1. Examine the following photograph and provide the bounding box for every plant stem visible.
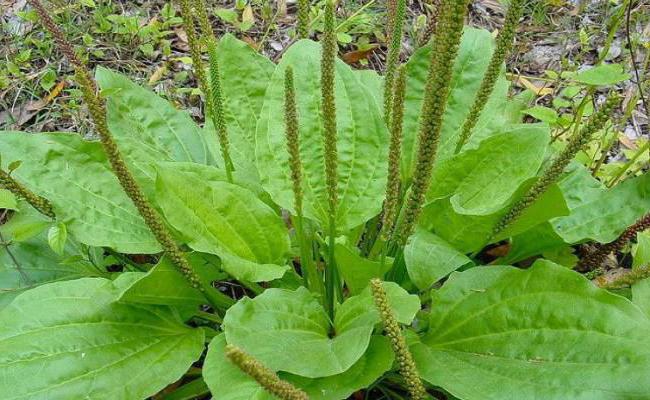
[294,215,323,295]
[607,137,650,187]
[194,310,223,324]
[326,219,338,319]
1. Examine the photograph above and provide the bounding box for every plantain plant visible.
[0,0,649,399]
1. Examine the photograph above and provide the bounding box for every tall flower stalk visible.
[370,279,427,400]
[394,0,470,245]
[321,0,340,319]
[492,95,620,238]
[0,168,54,218]
[297,0,310,38]
[454,0,525,153]
[383,0,406,126]
[27,0,233,309]
[284,67,323,296]
[381,65,407,242]
[225,345,309,400]
[179,0,234,182]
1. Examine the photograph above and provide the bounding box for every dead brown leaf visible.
[342,45,379,64]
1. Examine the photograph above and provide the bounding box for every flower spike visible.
[395,0,470,245]
[0,168,54,218]
[225,345,309,400]
[183,0,235,181]
[381,65,407,241]
[455,0,525,153]
[297,0,310,38]
[370,279,427,400]
[383,0,406,126]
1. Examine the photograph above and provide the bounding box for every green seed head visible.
[225,345,309,400]
[370,279,427,400]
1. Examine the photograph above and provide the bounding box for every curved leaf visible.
[96,67,216,196]
[96,67,215,166]
[426,125,550,215]
[203,334,393,400]
[404,228,472,291]
[0,132,160,253]
[423,179,569,253]
[256,40,388,232]
[0,278,205,400]
[223,283,417,378]
[334,242,391,294]
[155,166,289,282]
[413,260,650,400]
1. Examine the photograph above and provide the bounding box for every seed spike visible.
[578,212,650,272]
[297,0,310,38]
[225,345,309,400]
[183,0,235,181]
[395,0,470,245]
[383,0,407,126]
[455,0,525,153]
[381,65,407,241]
[0,168,55,218]
[27,0,233,308]
[284,67,303,215]
[370,279,427,400]
[321,0,340,319]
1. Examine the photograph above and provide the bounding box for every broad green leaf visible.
[256,40,389,232]
[402,27,510,181]
[355,69,383,105]
[0,278,205,400]
[223,284,417,378]
[423,181,569,253]
[553,171,650,243]
[404,228,472,290]
[334,242,391,294]
[426,125,550,215]
[573,63,630,86]
[203,334,393,400]
[96,66,215,166]
[633,231,650,269]
[155,166,289,282]
[114,253,227,315]
[0,189,17,210]
[0,235,101,309]
[0,132,160,253]
[115,257,204,308]
[413,260,650,400]
[96,67,217,196]
[47,222,67,255]
[208,34,275,178]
